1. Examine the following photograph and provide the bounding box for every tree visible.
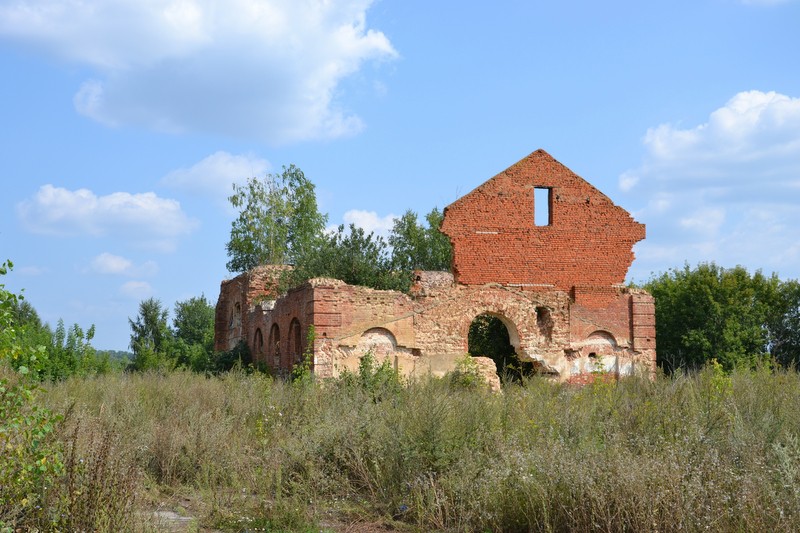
[771,279,800,367]
[46,319,109,380]
[226,165,327,273]
[128,297,173,371]
[172,295,215,371]
[286,224,407,292]
[645,263,787,372]
[0,261,64,525]
[389,208,452,273]
[7,295,109,380]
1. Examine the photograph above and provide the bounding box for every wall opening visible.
[254,328,264,361]
[289,318,302,363]
[534,187,552,226]
[268,323,281,368]
[468,313,532,383]
[230,302,242,329]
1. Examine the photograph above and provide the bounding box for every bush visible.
[0,373,64,528]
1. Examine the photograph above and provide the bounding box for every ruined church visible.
[214,149,656,384]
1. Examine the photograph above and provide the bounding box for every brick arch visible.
[253,328,264,362]
[449,290,565,375]
[289,318,302,363]
[357,327,399,359]
[580,330,618,358]
[464,311,521,354]
[268,323,281,368]
[233,302,242,326]
[455,293,539,354]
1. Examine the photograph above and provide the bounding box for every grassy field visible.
[7,362,800,532]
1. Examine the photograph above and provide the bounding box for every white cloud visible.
[91,253,132,275]
[0,0,397,143]
[90,253,158,277]
[120,281,154,300]
[621,90,800,281]
[17,185,198,252]
[342,209,397,236]
[161,151,270,201]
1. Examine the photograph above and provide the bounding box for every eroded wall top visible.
[440,149,645,290]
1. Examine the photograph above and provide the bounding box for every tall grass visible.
[36,365,800,532]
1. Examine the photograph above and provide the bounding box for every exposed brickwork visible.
[440,149,645,301]
[214,149,657,384]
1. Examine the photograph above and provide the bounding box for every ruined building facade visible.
[214,150,656,384]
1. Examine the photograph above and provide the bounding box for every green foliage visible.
[468,313,532,381]
[389,207,452,272]
[0,263,46,378]
[226,165,327,272]
[128,297,174,371]
[290,326,316,386]
[45,319,111,380]
[336,350,404,401]
[225,164,454,294]
[772,279,800,367]
[285,223,408,292]
[211,340,252,373]
[127,294,219,373]
[4,293,111,381]
[0,261,64,528]
[448,353,485,389]
[644,262,794,372]
[0,378,65,527]
[172,295,215,372]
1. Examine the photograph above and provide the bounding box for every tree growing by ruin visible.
[389,208,452,272]
[226,165,327,273]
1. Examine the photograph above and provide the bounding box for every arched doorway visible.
[253,328,264,363]
[268,323,281,369]
[289,318,302,364]
[468,313,532,382]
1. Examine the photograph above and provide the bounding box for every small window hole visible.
[534,187,552,226]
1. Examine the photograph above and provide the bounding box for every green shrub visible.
[0,374,64,528]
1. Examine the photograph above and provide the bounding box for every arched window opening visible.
[230,302,242,329]
[468,313,532,383]
[254,328,264,359]
[268,323,281,367]
[289,318,302,363]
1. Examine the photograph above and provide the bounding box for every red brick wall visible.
[441,149,645,293]
[214,150,657,383]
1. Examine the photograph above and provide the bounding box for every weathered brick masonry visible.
[215,149,656,383]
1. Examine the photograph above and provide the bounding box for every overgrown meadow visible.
[5,359,800,532]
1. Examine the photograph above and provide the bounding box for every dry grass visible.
[32,364,800,532]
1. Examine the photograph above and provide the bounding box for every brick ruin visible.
[214,149,656,385]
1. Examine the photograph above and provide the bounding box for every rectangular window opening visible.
[534,187,552,226]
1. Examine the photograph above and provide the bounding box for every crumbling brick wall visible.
[214,149,657,383]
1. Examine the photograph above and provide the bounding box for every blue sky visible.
[2,0,799,351]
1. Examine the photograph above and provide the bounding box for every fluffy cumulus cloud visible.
[89,253,158,277]
[342,209,397,236]
[620,90,800,281]
[0,0,396,143]
[17,185,199,251]
[161,151,270,201]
